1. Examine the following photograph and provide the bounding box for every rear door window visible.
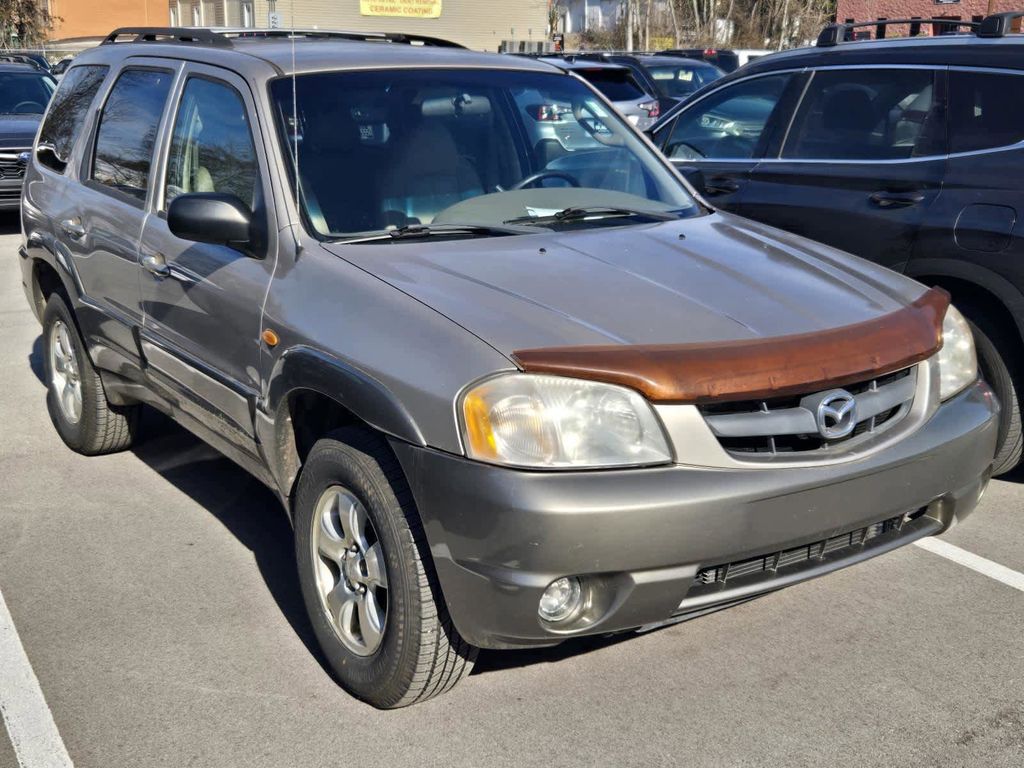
[782,68,943,160]
[91,67,174,202]
[36,65,108,172]
[948,70,1024,154]
[663,73,793,160]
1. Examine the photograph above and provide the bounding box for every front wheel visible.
[294,427,476,708]
[969,318,1023,476]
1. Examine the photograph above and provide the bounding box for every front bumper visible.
[392,380,997,649]
[0,179,23,209]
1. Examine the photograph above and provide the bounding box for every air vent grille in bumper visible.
[695,514,907,586]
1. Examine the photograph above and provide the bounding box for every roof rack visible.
[978,11,1024,37]
[0,54,46,69]
[817,17,979,47]
[100,26,464,49]
[102,27,232,46]
[220,27,464,47]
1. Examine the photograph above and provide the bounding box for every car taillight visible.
[704,48,716,57]
[639,100,660,118]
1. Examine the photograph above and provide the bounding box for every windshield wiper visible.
[336,223,536,244]
[504,206,680,226]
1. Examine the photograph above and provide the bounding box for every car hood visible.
[323,211,926,358]
[0,114,41,148]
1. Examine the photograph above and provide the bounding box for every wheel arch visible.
[259,346,427,507]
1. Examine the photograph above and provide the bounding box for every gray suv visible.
[20,27,997,709]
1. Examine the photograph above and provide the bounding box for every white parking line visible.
[0,586,74,768]
[915,538,1024,593]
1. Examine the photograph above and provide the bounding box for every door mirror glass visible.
[167,192,253,252]
[664,73,792,160]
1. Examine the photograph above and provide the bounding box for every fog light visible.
[538,577,583,622]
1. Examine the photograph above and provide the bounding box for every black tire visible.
[41,293,139,455]
[969,317,1023,476]
[294,426,476,708]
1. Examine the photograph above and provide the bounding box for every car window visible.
[948,70,1024,154]
[577,69,646,101]
[0,71,56,114]
[165,77,258,209]
[647,64,722,98]
[783,68,942,161]
[91,68,174,202]
[36,65,108,173]
[271,68,698,239]
[663,73,792,161]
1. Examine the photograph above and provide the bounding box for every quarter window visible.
[36,65,108,173]
[91,68,174,201]
[948,71,1024,154]
[662,73,792,161]
[164,77,258,209]
[783,69,942,161]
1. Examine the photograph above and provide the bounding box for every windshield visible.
[648,64,723,98]
[0,72,55,114]
[270,68,698,240]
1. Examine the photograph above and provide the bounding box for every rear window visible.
[648,64,722,98]
[948,71,1024,154]
[37,65,107,172]
[578,69,646,101]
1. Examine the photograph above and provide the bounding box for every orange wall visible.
[50,0,169,40]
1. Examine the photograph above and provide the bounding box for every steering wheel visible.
[13,101,43,114]
[511,170,581,190]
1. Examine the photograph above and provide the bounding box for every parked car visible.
[538,56,662,129]
[648,11,1024,476]
[0,61,56,209]
[657,47,741,72]
[568,52,723,113]
[22,26,996,709]
[51,57,74,79]
[0,50,52,72]
[732,48,774,68]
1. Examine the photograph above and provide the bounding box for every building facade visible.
[835,0,1020,29]
[48,0,168,40]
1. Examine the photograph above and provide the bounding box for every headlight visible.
[937,304,978,401]
[460,374,672,469]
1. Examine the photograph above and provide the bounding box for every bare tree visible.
[0,0,54,47]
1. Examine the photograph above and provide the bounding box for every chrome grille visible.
[0,152,26,180]
[699,367,916,457]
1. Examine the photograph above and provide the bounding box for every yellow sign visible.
[360,0,442,18]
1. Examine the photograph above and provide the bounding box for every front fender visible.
[256,345,427,498]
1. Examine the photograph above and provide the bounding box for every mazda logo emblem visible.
[816,389,858,439]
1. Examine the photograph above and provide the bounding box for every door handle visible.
[59,218,86,240]
[869,191,925,209]
[140,252,170,278]
[704,177,741,196]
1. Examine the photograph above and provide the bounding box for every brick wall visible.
[835,0,1019,30]
[50,0,168,40]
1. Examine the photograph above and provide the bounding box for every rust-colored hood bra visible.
[512,287,949,405]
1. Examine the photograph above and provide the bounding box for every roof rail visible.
[223,27,464,47]
[977,11,1024,37]
[816,17,979,47]
[102,27,232,46]
[0,54,45,69]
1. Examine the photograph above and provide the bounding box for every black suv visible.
[649,12,1024,475]
[0,59,56,208]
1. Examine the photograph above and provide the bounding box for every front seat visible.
[380,120,483,226]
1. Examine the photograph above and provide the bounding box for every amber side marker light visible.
[261,329,280,347]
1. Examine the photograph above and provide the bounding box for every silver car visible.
[538,56,662,130]
[21,27,996,709]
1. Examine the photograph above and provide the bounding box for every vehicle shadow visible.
[0,211,19,235]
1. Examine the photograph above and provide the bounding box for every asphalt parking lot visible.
[0,214,1022,768]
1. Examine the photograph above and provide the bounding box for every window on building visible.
[165,77,258,209]
[192,2,202,26]
[242,1,253,28]
[949,70,1024,154]
[91,68,174,201]
[782,68,942,160]
[37,65,108,173]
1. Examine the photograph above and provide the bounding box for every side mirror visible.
[167,193,253,254]
[675,164,706,196]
